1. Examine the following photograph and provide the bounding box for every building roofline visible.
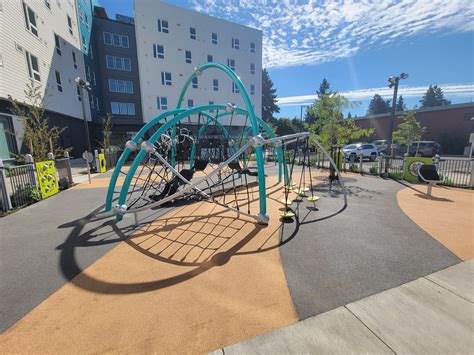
[353,102,474,120]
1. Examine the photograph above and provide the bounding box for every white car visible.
[343,143,378,162]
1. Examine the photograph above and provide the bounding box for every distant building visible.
[0,0,92,159]
[134,0,263,133]
[90,6,143,143]
[354,103,474,154]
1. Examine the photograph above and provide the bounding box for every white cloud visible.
[277,83,474,106]
[188,0,474,69]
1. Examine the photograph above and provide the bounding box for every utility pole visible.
[75,77,93,170]
[387,72,408,156]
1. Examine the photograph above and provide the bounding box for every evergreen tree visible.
[306,78,333,124]
[420,85,451,108]
[274,118,297,136]
[261,68,280,122]
[396,95,406,112]
[347,112,352,119]
[317,78,332,99]
[367,94,391,115]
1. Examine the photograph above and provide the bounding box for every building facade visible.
[134,0,263,131]
[90,7,143,141]
[0,0,92,159]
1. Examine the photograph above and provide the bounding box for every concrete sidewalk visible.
[212,259,474,354]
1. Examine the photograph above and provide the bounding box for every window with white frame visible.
[153,44,164,59]
[72,51,77,69]
[185,50,192,64]
[81,34,87,48]
[192,77,198,89]
[44,0,51,9]
[103,32,129,48]
[157,19,169,33]
[67,15,73,35]
[157,97,168,110]
[108,79,133,94]
[96,97,100,111]
[212,32,217,44]
[55,71,63,92]
[89,92,94,109]
[76,86,81,101]
[227,59,235,71]
[209,101,214,113]
[161,72,172,86]
[250,63,255,74]
[250,84,255,95]
[92,71,96,85]
[250,42,255,53]
[106,55,131,71]
[54,34,61,55]
[111,102,135,115]
[121,35,129,48]
[232,38,240,49]
[103,32,112,45]
[207,54,213,63]
[213,79,218,91]
[187,99,194,108]
[22,3,38,37]
[232,82,240,94]
[86,65,91,81]
[25,51,40,82]
[190,27,196,40]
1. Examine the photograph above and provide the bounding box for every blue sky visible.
[99,0,474,118]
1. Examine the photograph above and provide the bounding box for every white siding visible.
[134,0,262,126]
[0,0,91,120]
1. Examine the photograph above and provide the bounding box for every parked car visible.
[343,143,378,162]
[371,140,388,153]
[408,141,442,157]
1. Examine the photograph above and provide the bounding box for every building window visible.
[103,32,129,48]
[153,44,164,59]
[213,79,218,91]
[227,59,235,71]
[250,42,255,53]
[96,97,99,111]
[250,63,255,74]
[185,50,192,64]
[86,65,91,81]
[106,55,114,69]
[209,101,214,113]
[187,99,194,108]
[67,15,73,35]
[25,51,40,82]
[212,32,217,44]
[89,93,94,109]
[192,77,198,89]
[207,54,213,63]
[92,71,96,85]
[123,58,131,71]
[232,38,240,49]
[44,0,51,9]
[161,72,172,86]
[76,85,81,101]
[232,82,240,94]
[250,84,255,95]
[111,102,135,115]
[55,71,63,92]
[108,79,133,93]
[72,51,77,69]
[157,97,168,110]
[190,27,196,40]
[157,19,169,33]
[54,34,61,55]
[22,3,38,37]
[106,55,131,71]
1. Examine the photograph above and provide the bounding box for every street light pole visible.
[387,72,408,156]
[75,77,93,169]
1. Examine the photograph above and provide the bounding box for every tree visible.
[273,118,297,136]
[310,93,374,149]
[305,78,334,124]
[367,94,391,115]
[347,112,353,119]
[98,113,113,150]
[420,85,451,108]
[392,110,426,154]
[9,82,68,161]
[261,68,280,123]
[396,95,406,112]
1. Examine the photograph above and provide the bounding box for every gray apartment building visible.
[90,7,143,143]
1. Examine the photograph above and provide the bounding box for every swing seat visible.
[307,196,320,202]
[280,211,295,219]
[293,188,307,196]
[229,161,259,176]
[279,198,293,206]
[149,169,194,202]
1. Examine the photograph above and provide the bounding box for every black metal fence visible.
[4,163,38,209]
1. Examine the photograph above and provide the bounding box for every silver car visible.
[343,143,378,162]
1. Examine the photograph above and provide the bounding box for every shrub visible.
[369,166,378,175]
[10,185,40,208]
[387,172,403,180]
[349,164,359,173]
[58,177,70,190]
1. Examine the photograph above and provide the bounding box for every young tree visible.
[420,85,451,108]
[310,94,374,149]
[396,95,406,112]
[367,94,391,115]
[273,118,297,136]
[261,68,280,123]
[98,113,113,150]
[392,110,426,154]
[9,82,68,161]
[306,78,333,124]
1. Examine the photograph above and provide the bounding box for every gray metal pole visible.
[79,86,93,165]
[388,78,399,156]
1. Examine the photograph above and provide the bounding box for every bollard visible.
[402,153,408,176]
[47,152,54,160]
[0,159,13,211]
[359,152,363,174]
[379,153,384,176]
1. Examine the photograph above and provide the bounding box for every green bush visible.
[349,164,359,173]
[369,166,379,175]
[387,172,403,180]
[58,177,70,190]
[10,185,41,208]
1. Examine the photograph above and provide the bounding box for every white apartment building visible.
[134,0,262,128]
[0,0,91,158]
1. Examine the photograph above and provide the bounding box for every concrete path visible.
[212,259,474,354]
